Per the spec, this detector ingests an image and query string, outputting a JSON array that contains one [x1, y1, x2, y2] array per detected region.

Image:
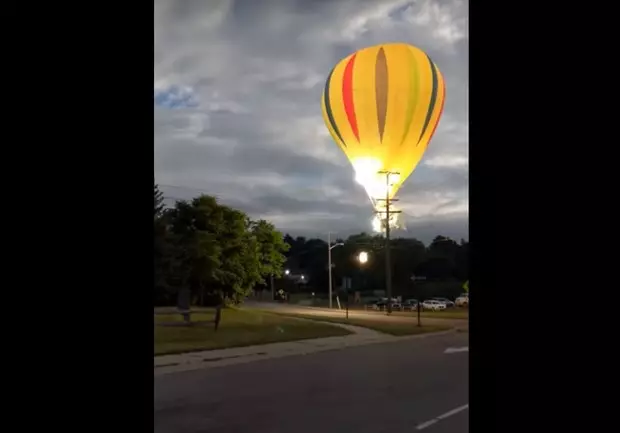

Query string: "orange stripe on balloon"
[[342, 54, 359, 142]]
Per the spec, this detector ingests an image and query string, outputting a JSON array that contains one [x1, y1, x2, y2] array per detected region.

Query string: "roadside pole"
[[417, 301, 421, 327]]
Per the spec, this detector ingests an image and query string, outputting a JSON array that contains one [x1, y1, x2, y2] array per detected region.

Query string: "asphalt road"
[[154, 331, 468, 433], [247, 302, 468, 329]]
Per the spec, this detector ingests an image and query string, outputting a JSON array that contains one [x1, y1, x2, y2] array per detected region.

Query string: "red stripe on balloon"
[[342, 54, 360, 142]]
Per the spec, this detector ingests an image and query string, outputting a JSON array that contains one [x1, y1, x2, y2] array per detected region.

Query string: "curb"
[[154, 327, 460, 377]]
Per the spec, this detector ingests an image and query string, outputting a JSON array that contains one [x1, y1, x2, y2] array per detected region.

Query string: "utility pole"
[[328, 232, 332, 309], [377, 171, 400, 315], [327, 232, 344, 309]]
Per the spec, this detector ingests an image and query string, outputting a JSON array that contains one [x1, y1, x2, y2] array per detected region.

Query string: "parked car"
[[422, 300, 447, 311], [431, 297, 455, 308], [455, 293, 469, 307], [403, 299, 419, 310], [371, 300, 385, 310], [372, 298, 400, 310]]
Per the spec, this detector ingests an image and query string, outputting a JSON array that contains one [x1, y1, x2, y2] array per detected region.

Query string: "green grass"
[[266, 313, 452, 336], [363, 308, 469, 320], [154, 308, 352, 356], [416, 309, 468, 320]]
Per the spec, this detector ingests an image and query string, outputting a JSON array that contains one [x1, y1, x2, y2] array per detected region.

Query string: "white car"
[[422, 300, 447, 311], [455, 293, 469, 307], [431, 297, 455, 308]]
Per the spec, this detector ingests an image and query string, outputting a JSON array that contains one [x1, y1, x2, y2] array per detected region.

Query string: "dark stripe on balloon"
[[426, 80, 445, 143], [375, 47, 389, 143], [417, 55, 439, 146], [342, 54, 359, 142], [324, 69, 346, 147]]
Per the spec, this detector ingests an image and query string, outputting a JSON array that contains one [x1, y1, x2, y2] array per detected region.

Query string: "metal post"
[[417, 301, 421, 327], [270, 274, 274, 301], [328, 232, 332, 309]]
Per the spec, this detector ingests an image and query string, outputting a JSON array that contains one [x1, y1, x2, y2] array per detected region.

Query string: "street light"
[[284, 269, 290, 275], [328, 232, 344, 309], [358, 251, 369, 264]]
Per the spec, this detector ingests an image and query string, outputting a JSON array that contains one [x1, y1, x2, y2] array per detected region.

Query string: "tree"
[[211, 205, 262, 304], [154, 183, 175, 304], [167, 196, 223, 305], [250, 219, 290, 281], [154, 182, 165, 218], [163, 195, 281, 306]]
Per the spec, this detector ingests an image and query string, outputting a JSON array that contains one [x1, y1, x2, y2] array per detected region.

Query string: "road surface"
[[154, 331, 468, 433]]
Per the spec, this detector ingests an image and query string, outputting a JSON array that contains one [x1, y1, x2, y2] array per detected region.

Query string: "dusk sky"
[[154, 0, 468, 244]]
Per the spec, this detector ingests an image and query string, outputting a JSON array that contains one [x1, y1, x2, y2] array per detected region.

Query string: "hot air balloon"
[[321, 43, 445, 232]]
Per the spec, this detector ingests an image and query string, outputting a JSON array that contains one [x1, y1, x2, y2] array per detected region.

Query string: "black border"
[[8, 3, 154, 431], [469, 4, 604, 431]]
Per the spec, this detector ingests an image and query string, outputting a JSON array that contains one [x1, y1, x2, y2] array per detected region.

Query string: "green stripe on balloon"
[[417, 55, 439, 146], [399, 47, 420, 147], [323, 69, 346, 147]]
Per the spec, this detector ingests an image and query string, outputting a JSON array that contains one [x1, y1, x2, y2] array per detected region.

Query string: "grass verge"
[[360, 309, 469, 320], [266, 312, 452, 336], [154, 308, 352, 356]]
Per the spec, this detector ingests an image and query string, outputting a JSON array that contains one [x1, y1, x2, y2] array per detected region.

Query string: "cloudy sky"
[[154, 0, 468, 244]]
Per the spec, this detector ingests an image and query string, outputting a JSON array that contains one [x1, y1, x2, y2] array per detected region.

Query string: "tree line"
[[154, 183, 469, 306], [281, 233, 468, 301]]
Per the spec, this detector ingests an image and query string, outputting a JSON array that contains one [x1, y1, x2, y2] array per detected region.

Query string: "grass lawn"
[[266, 313, 452, 336], [154, 308, 352, 356], [418, 309, 468, 320], [370, 309, 469, 320]]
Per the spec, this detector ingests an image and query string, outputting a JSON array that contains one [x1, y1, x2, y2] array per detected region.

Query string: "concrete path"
[[154, 318, 455, 376]]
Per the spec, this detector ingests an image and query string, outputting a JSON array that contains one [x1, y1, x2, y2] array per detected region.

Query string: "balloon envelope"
[[321, 43, 445, 208]]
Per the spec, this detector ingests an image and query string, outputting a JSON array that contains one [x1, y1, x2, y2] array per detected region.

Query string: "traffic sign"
[[462, 280, 469, 292]]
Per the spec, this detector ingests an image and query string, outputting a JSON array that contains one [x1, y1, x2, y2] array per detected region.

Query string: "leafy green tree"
[[211, 206, 262, 304], [167, 196, 223, 305], [250, 219, 290, 280]]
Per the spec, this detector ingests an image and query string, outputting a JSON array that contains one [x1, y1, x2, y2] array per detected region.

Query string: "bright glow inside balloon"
[[351, 157, 403, 233]]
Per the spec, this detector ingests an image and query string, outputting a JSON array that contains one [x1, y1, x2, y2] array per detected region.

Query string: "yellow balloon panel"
[[321, 43, 445, 200]]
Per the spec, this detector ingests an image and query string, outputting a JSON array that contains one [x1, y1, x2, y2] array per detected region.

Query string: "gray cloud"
[[155, 0, 468, 244]]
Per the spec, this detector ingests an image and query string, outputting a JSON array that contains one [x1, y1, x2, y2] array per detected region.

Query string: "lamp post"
[[328, 232, 344, 309], [346, 251, 369, 319]]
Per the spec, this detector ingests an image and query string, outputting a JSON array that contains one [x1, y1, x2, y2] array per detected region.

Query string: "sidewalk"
[[154, 321, 456, 376]]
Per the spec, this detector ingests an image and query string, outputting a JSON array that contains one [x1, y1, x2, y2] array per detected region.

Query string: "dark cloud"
[[155, 0, 468, 241]]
